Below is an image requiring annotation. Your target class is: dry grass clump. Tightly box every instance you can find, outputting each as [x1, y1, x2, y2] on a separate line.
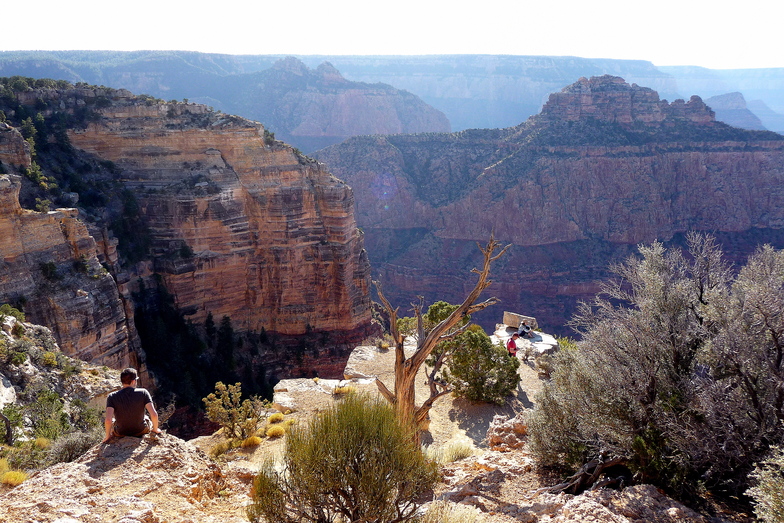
[423, 440, 475, 464]
[209, 439, 239, 458]
[265, 424, 285, 439]
[1, 470, 28, 487]
[34, 437, 51, 450]
[0, 457, 9, 475]
[267, 412, 285, 424]
[332, 385, 356, 396]
[242, 436, 263, 448]
[419, 500, 488, 522]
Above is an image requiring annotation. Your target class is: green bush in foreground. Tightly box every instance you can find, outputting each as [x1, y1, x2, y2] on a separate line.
[248, 394, 439, 523]
[443, 328, 520, 405]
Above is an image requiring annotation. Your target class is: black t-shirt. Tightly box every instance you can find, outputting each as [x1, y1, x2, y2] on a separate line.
[106, 387, 153, 436]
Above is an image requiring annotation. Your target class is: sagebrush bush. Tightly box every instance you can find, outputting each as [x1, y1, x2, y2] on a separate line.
[527, 234, 784, 496]
[46, 429, 101, 465]
[747, 446, 784, 523]
[248, 394, 439, 523]
[1, 470, 27, 487]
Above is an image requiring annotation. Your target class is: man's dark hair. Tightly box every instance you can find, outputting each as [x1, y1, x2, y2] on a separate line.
[120, 367, 138, 385]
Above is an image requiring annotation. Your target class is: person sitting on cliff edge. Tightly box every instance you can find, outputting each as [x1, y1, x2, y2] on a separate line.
[102, 367, 161, 443]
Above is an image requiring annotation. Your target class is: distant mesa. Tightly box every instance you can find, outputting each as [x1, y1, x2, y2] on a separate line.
[705, 92, 767, 130]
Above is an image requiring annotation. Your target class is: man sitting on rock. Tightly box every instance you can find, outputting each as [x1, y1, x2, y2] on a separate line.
[517, 321, 535, 339]
[102, 367, 161, 443]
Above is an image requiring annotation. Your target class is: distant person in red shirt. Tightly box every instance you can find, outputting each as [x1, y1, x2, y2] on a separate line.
[506, 333, 519, 358]
[102, 367, 161, 443]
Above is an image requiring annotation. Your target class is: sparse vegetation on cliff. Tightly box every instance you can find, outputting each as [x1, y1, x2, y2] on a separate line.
[0, 317, 108, 481]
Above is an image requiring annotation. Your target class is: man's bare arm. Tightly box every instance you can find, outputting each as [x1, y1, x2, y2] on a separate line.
[102, 406, 115, 443]
[145, 403, 161, 433]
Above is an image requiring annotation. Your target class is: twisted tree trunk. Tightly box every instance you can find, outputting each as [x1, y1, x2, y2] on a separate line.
[374, 237, 508, 440]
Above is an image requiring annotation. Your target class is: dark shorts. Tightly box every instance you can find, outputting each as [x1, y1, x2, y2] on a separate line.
[112, 417, 152, 438]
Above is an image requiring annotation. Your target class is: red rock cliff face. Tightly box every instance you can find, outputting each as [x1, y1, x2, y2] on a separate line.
[315, 76, 784, 334]
[66, 99, 372, 340]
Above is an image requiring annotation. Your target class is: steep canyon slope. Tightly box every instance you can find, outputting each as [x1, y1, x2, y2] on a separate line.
[315, 75, 784, 334]
[0, 83, 373, 380]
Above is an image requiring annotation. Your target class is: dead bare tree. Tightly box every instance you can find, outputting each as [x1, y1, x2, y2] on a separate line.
[373, 237, 509, 438]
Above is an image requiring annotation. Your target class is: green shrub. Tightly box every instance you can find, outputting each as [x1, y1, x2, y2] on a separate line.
[248, 394, 439, 523]
[41, 351, 57, 367]
[9, 351, 26, 365]
[443, 329, 520, 405]
[10, 323, 25, 338]
[25, 389, 71, 440]
[4, 440, 48, 471]
[0, 304, 25, 322]
[747, 446, 784, 523]
[40, 261, 60, 281]
[210, 440, 231, 458]
[203, 382, 266, 440]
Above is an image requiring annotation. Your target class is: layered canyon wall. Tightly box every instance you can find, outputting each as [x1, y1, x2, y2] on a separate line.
[0, 85, 374, 377]
[316, 76, 784, 334]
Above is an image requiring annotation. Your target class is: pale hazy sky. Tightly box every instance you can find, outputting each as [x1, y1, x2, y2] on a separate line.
[2, 0, 779, 70]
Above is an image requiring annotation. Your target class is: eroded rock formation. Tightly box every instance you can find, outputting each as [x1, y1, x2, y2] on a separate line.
[315, 75, 784, 333]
